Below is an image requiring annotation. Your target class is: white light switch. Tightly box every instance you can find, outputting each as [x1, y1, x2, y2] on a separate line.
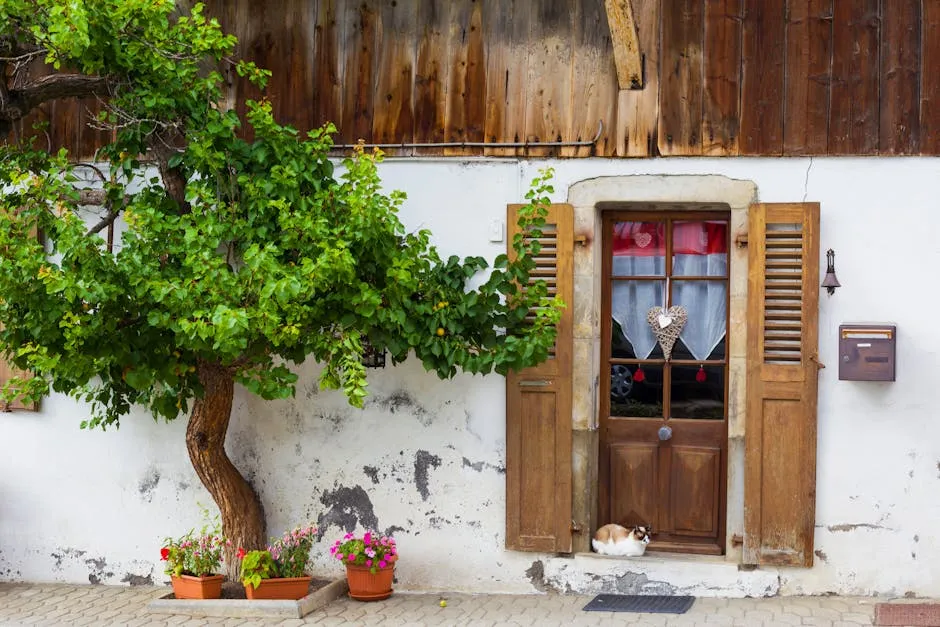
[488, 219, 504, 243]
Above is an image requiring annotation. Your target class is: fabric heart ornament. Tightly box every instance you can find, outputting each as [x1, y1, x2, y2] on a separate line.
[633, 231, 653, 248]
[646, 305, 688, 361]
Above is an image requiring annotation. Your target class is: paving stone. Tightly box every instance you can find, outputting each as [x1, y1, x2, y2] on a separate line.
[0, 584, 908, 626]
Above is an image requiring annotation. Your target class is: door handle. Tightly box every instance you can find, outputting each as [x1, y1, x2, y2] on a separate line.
[810, 354, 826, 370]
[658, 425, 672, 441]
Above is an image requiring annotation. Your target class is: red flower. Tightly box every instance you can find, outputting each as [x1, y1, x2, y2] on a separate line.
[236, 547, 246, 560]
[160, 547, 170, 561]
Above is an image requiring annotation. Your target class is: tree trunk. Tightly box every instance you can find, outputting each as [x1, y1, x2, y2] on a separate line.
[186, 362, 265, 581]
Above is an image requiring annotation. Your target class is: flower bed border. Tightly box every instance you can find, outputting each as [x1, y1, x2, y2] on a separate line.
[147, 577, 348, 619]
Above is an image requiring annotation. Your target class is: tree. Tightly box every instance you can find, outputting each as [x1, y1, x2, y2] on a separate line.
[0, 0, 561, 567]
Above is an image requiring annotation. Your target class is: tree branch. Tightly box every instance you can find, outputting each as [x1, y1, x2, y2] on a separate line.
[19, 73, 110, 110]
[78, 189, 108, 205]
[76, 189, 131, 236]
[0, 73, 110, 124]
[86, 209, 121, 236]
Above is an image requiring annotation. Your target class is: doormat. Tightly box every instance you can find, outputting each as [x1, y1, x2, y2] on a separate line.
[875, 603, 940, 626]
[582, 594, 695, 614]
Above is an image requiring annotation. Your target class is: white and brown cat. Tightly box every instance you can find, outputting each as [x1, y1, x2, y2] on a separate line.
[591, 524, 652, 556]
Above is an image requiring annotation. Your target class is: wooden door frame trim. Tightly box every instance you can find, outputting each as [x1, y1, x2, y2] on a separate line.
[565, 176, 757, 563]
[598, 207, 731, 555]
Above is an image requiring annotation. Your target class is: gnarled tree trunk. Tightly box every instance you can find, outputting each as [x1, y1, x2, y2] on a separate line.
[186, 361, 265, 580]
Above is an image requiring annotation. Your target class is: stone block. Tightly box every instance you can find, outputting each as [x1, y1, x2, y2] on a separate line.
[146, 578, 348, 619]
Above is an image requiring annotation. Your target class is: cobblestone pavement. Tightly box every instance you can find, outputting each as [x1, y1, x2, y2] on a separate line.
[0, 582, 891, 626]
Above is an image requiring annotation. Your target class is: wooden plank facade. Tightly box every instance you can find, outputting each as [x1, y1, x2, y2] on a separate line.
[22, 0, 940, 158]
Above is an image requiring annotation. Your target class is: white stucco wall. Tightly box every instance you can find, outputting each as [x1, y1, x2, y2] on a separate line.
[1, 156, 939, 597]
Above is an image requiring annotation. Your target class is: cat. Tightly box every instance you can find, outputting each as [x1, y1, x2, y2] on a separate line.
[591, 524, 652, 557]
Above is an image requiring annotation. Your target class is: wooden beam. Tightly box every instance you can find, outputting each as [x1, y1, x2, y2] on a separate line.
[605, 0, 643, 89]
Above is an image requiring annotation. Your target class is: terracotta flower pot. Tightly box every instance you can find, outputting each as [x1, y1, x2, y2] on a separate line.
[244, 575, 312, 600]
[345, 562, 395, 601]
[170, 574, 224, 599]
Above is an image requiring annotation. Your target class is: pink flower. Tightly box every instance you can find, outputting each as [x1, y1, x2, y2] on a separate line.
[378, 560, 387, 569]
[337, 553, 344, 560]
[363, 532, 372, 545]
[366, 559, 372, 567]
[347, 554, 355, 562]
[344, 533, 353, 540]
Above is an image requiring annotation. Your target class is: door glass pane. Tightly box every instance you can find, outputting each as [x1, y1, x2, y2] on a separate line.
[671, 365, 725, 420]
[672, 221, 728, 277]
[672, 280, 727, 361]
[671, 337, 725, 361]
[610, 364, 664, 418]
[612, 221, 666, 276]
[612, 280, 664, 360]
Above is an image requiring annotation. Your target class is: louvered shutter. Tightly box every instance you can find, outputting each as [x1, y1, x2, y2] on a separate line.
[0, 221, 41, 412]
[505, 203, 574, 552]
[0, 353, 38, 412]
[744, 202, 820, 567]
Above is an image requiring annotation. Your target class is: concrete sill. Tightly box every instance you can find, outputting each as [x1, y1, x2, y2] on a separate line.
[147, 577, 348, 619]
[575, 551, 734, 566]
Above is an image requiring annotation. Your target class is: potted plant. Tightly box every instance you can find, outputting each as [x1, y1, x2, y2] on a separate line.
[160, 523, 226, 600]
[238, 524, 317, 600]
[331, 531, 398, 601]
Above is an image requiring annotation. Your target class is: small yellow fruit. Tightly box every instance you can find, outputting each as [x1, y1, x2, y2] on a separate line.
[439, 600, 447, 608]
[436, 328, 445, 336]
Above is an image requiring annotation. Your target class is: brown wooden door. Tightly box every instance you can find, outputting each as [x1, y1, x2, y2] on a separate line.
[505, 203, 574, 552]
[599, 209, 729, 555]
[744, 202, 820, 567]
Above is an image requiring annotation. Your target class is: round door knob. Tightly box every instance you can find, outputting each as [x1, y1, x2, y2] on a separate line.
[658, 425, 673, 441]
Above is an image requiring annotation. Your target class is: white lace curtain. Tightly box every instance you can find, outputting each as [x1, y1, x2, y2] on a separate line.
[611, 221, 727, 361]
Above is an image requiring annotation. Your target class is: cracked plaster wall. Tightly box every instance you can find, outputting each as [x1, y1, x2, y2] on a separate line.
[1, 157, 939, 596]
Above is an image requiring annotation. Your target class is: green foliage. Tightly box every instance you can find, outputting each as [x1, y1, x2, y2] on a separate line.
[0, 1, 562, 428]
[160, 514, 225, 578]
[237, 524, 317, 587]
[238, 549, 274, 589]
[331, 530, 398, 575]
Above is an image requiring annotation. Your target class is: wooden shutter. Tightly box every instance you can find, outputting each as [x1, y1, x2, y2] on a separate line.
[744, 202, 820, 567]
[0, 357, 38, 412]
[0, 219, 41, 412]
[505, 203, 574, 552]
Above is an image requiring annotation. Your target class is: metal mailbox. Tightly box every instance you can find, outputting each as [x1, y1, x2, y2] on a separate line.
[838, 324, 896, 381]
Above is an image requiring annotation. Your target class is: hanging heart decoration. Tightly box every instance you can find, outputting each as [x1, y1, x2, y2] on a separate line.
[646, 305, 688, 361]
[633, 231, 653, 248]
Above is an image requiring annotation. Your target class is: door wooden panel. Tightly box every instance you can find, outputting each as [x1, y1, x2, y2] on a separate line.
[517, 388, 558, 541]
[610, 443, 659, 528]
[759, 399, 808, 550]
[670, 446, 720, 536]
[744, 202, 820, 567]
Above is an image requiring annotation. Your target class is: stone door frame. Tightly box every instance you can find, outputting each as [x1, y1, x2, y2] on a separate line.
[567, 174, 757, 564]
